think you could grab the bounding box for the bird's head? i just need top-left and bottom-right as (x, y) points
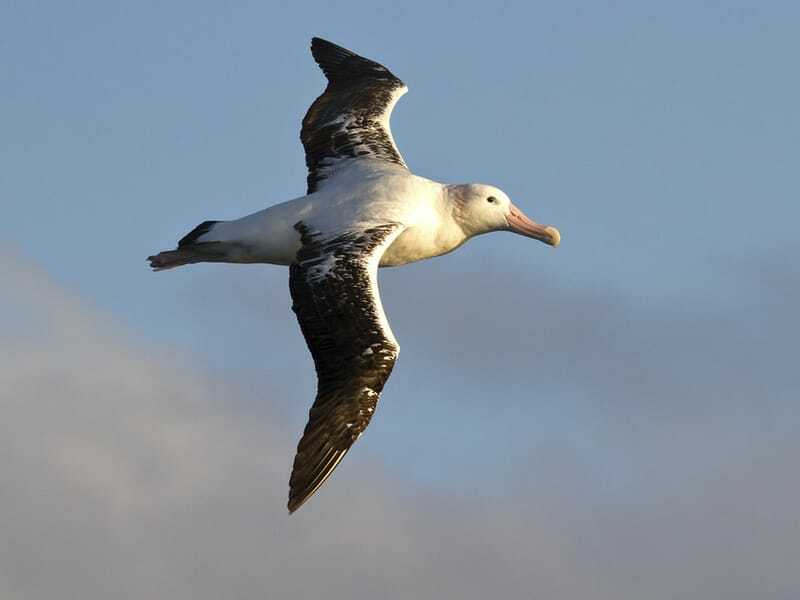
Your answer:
(447, 183), (560, 247)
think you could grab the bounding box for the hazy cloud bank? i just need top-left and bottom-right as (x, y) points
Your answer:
(1, 252), (798, 599)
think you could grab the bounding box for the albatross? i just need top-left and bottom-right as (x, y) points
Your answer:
(148, 37), (561, 513)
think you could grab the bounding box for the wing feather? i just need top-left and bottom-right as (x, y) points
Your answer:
(287, 221), (405, 513)
(301, 38), (408, 194)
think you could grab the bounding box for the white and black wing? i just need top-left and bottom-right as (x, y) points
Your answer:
(287, 222), (405, 513)
(301, 37), (408, 194)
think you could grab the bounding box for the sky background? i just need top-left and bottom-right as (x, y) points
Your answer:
(2, 1), (799, 598)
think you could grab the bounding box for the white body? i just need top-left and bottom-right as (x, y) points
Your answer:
(200, 161), (471, 267)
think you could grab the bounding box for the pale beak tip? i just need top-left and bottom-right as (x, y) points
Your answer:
(545, 226), (561, 247)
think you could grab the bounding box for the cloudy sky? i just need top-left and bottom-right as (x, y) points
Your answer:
(2, 2), (799, 598)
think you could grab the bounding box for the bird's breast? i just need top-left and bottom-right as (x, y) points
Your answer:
(380, 221), (467, 267)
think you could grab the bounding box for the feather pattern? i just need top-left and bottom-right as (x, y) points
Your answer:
(301, 37), (408, 194)
(287, 221), (405, 512)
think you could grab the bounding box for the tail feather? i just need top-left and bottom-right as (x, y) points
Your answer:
(148, 242), (236, 270)
(178, 220), (220, 247)
(148, 248), (205, 271)
(149, 219), (228, 271)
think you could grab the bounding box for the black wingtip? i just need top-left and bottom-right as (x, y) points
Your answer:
(287, 497), (302, 515)
(287, 489), (311, 514)
(309, 37), (400, 84)
(310, 37), (358, 81)
(310, 37), (354, 60)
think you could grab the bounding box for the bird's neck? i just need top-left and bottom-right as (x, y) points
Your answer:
(444, 184), (480, 238)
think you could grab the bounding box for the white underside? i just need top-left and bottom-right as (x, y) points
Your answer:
(199, 160), (468, 267)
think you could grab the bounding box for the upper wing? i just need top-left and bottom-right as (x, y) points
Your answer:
(287, 221), (405, 513)
(301, 37), (409, 194)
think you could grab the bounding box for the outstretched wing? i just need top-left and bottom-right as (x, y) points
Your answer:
(287, 222), (405, 513)
(301, 37), (408, 194)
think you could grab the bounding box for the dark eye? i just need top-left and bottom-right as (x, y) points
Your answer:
(486, 196), (498, 204)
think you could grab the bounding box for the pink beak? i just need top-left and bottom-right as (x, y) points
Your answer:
(506, 203), (561, 247)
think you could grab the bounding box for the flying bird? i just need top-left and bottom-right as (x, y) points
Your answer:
(148, 37), (561, 513)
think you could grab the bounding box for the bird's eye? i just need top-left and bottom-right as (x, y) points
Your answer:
(486, 196), (498, 204)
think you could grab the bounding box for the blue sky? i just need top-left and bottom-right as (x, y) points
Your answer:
(5, 2), (798, 302)
(2, 2), (799, 598)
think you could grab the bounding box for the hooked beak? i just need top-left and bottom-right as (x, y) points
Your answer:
(506, 203), (561, 247)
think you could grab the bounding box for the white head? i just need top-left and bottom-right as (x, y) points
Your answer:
(447, 183), (560, 246)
